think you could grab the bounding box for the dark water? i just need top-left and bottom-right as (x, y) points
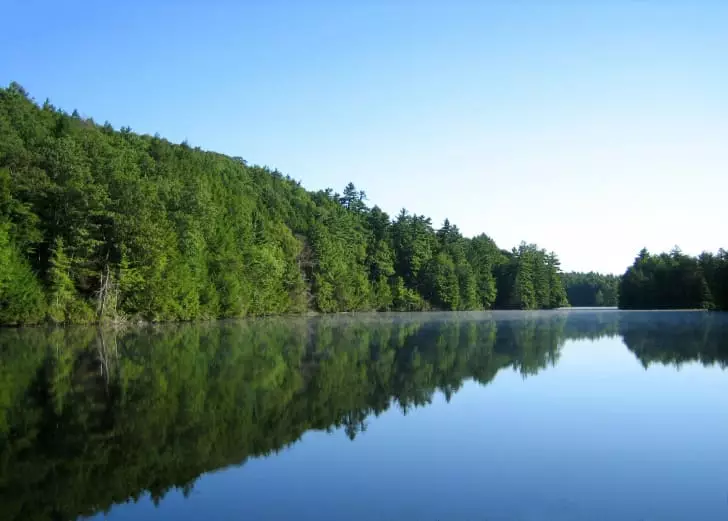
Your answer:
(1, 311), (727, 521)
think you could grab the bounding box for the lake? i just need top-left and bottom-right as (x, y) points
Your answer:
(1, 310), (727, 521)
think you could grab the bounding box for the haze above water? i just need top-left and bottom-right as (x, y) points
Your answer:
(2, 310), (727, 521)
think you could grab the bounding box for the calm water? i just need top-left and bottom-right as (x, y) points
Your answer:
(1, 310), (727, 521)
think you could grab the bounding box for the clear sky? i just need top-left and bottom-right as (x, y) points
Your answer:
(2, 1), (726, 274)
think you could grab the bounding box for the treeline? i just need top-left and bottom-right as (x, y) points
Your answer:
(563, 272), (619, 307)
(619, 248), (728, 310)
(0, 83), (567, 325)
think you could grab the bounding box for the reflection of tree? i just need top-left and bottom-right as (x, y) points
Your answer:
(618, 312), (728, 369)
(0, 311), (724, 520)
(560, 311), (728, 369)
(561, 310), (621, 341)
(493, 315), (566, 376)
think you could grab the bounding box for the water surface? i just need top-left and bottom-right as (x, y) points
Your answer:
(1, 310), (727, 520)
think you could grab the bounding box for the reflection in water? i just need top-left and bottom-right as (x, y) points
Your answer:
(0, 311), (726, 521)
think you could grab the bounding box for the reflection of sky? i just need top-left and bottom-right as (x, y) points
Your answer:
(93, 337), (728, 521)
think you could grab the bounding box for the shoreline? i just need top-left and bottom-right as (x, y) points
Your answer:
(1, 306), (719, 331)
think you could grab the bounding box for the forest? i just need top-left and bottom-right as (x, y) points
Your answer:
(618, 248), (728, 310)
(0, 83), (569, 326)
(1, 312), (725, 521)
(2, 83), (726, 321)
(562, 272), (620, 307)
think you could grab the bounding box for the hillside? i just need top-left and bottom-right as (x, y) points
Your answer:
(0, 83), (570, 325)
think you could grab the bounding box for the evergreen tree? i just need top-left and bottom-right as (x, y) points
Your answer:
(45, 237), (93, 323)
(546, 252), (568, 308)
(0, 223), (45, 324)
(467, 234), (501, 309)
(0, 83), (579, 323)
(618, 247), (725, 310)
(421, 252), (460, 310)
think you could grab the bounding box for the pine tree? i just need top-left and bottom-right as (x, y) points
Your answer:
(48, 237), (77, 323)
(0, 223), (45, 324)
(546, 252), (568, 308)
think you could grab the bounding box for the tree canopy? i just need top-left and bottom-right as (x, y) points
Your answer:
(618, 248), (728, 310)
(3, 83), (726, 319)
(563, 272), (620, 307)
(0, 83), (569, 325)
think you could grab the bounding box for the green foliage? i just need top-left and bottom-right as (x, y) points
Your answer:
(421, 252), (460, 310)
(467, 234), (502, 309)
(391, 276), (428, 311)
(392, 210), (436, 289)
(456, 262), (479, 310)
(699, 250), (728, 311)
(547, 253), (569, 308)
(0, 223), (45, 324)
(47, 237), (91, 323)
(619, 248), (727, 310)
(0, 84), (570, 324)
(563, 272), (620, 307)
(495, 244), (562, 310)
(309, 207), (371, 312)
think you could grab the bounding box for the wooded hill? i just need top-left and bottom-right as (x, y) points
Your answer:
(2, 83), (725, 324)
(0, 83), (568, 325)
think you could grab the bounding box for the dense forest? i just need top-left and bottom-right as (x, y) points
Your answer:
(562, 272), (620, 307)
(619, 248), (728, 310)
(0, 83), (569, 325)
(1, 311), (725, 521)
(3, 83), (726, 320)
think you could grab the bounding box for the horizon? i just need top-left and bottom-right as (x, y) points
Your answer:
(2, 2), (726, 275)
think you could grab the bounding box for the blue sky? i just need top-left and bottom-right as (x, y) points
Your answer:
(2, 1), (726, 274)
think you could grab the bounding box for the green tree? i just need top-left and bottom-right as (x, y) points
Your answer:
(0, 83), (583, 323)
(546, 252), (568, 308)
(619, 247), (723, 310)
(48, 237), (77, 323)
(421, 252), (460, 310)
(0, 223), (45, 324)
(467, 234), (502, 309)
